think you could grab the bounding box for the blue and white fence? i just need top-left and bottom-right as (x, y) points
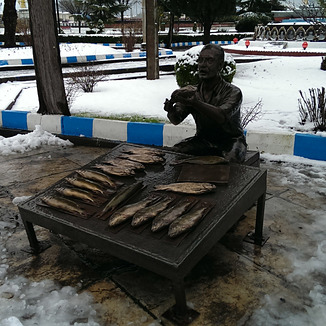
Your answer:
(0, 48), (174, 67)
(1, 110), (325, 161)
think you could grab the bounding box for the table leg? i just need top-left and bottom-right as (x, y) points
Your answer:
(22, 220), (40, 253)
(173, 279), (188, 315)
(254, 192), (266, 245)
(162, 279), (199, 325)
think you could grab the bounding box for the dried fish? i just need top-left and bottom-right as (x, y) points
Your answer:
(41, 195), (87, 217)
(94, 164), (135, 176)
(76, 169), (116, 188)
(55, 187), (95, 203)
(65, 177), (104, 194)
(122, 147), (164, 157)
(102, 158), (145, 171)
(151, 199), (194, 232)
(119, 153), (164, 164)
(99, 181), (143, 217)
(172, 155), (228, 165)
(131, 196), (174, 227)
(168, 205), (210, 238)
(154, 182), (216, 195)
(108, 196), (158, 227)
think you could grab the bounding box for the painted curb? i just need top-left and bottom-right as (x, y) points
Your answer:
(0, 48), (174, 67)
(1, 110), (325, 161)
(246, 131), (295, 155)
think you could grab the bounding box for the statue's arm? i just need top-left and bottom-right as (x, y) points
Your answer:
(180, 87), (242, 126)
(164, 99), (189, 125)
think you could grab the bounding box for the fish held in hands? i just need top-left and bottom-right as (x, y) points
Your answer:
(154, 182), (216, 195)
(168, 205), (210, 238)
(108, 196), (158, 227)
(76, 169), (116, 188)
(41, 195), (87, 217)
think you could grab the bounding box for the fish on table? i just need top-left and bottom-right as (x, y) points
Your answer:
(41, 195), (87, 218)
(76, 169), (116, 188)
(99, 181), (144, 218)
(119, 153), (165, 164)
(94, 164), (136, 177)
(55, 187), (95, 203)
(168, 204), (211, 238)
(122, 146), (165, 157)
(131, 196), (174, 227)
(154, 182), (216, 195)
(151, 198), (195, 232)
(108, 195), (159, 227)
(171, 155), (228, 166)
(65, 177), (104, 194)
(102, 158), (145, 171)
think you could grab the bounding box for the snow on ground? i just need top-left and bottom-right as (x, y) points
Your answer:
(1, 43), (326, 325)
(0, 43), (124, 60)
(1, 43), (325, 135)
(0, 125), (73, 155)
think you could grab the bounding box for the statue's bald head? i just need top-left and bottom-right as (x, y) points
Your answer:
(200, 44), (224, 66)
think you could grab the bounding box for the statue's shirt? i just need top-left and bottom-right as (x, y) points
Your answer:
(169, 76), (245, 149)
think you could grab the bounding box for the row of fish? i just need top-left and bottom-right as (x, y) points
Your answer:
(90, 147), (166, 177)
(40, 167), (122, 217)
(107, 194), (212, 238)
(39, 147), (167, 218)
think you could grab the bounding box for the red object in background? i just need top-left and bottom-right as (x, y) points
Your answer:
(233, 38), (238, 44)
(302, 41), (308, 50)
(245, 40), (250, 48)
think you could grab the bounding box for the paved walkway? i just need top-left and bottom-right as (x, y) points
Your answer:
(1, 142), (325, 325)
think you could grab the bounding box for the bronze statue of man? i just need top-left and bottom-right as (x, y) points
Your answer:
(164, 44), (247, 163)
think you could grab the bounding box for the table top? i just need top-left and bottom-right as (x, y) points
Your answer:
(19, 143), (266, 279)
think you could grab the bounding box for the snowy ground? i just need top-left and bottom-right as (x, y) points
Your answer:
(1, 130), (326, 326)
(0, 43), (325, 135)
(1, 42), (326, 325)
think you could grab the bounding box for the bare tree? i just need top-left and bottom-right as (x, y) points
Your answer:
(286, 0), (326, 35)
(59, 0), (88, 33)
(2, 0), (17, 47)
(117, 0), (134, 33)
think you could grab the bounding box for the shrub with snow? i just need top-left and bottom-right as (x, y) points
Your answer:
(175, 45), (237, 88)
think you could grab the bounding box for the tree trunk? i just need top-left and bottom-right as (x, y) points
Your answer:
(146, 0), (159, 80)
(203, 21), (212, 45)
(3, 0), (17, 48)
(121, 11), (125, 34)
(167, 12), (174, 49)
(28, 0), (70, 115)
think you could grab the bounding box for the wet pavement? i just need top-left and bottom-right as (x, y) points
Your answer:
(1, 142), (325, 326)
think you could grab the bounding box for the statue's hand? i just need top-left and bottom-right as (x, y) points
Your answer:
(163, 98), (174, 112)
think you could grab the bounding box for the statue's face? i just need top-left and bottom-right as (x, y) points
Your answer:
(198, 48), (223, 80)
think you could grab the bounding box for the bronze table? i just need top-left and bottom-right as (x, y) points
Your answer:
(18, 143), (267, 324)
